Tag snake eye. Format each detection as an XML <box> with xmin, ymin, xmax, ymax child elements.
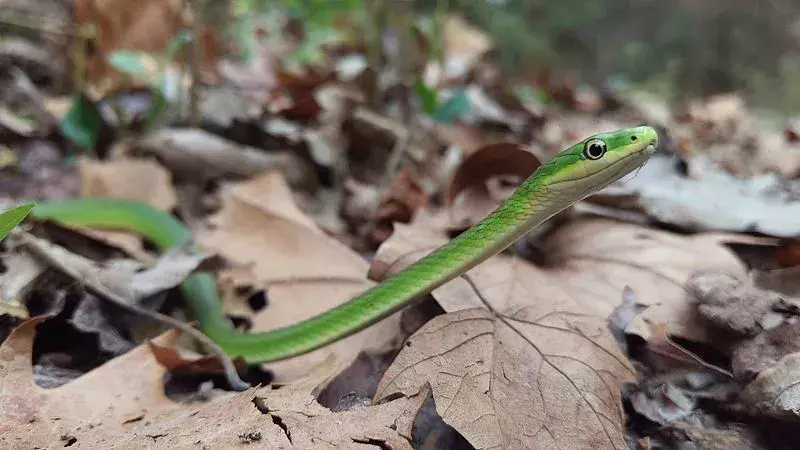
<box><xmin>583</xmin><ymin>139</ymin><xmax>606</xmax><ymax>160</ymax></box>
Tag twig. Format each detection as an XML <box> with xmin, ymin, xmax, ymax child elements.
<box><xmin>15</xmin><ymin>230</ymin><xmax>250</xmax><ymax>391</ymax></box>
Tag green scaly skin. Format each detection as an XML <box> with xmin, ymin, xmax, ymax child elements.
<box><xmin>30</xmin><ymin>126</ymin><xmax>658</xmax><ymax>363</ymax></box>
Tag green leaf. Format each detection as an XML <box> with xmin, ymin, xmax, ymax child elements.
<box><xmin>433</xmin><ymin>90</ymin><xmax>470</xmax><ymax>124</ymax></box>
<box><xmin>59</xmin><ymin>92</ymin><xmax>103</xmax><ymax>152</ymax></box>
<box><xmin>413</xmin><ymin>78</ymin><xmax>439</xmax><ymax>115</ymax></box>
<box><xmin>0</xmin><ymin>203</ymin><xmax>34</xmax><ymax>242</ymax></box>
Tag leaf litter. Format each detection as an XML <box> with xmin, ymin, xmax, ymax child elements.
<box><xmin>0</xmin><ymin>317</ymin><xmax>415</xmax><ymax>448</ymax></box>
<box><xmin>2</xmin><ymin>3</ymin><xmax>800</xmax><ymax>449</ymax></box>
<box><xmin>368</xmin><ymin>215</ymin><xmax>746</xmax><ymax>449</ymax></box>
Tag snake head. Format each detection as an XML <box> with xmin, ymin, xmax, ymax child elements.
<box><xmin>532</xmin><ymin>125</ymin><xmax>658</xmax><ymax>198</ymax></box>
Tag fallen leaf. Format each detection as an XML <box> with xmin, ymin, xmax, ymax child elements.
<box><xmin>71</xmin><ymin>155</ymin><xmax>178</xmax><ymax>258</ymax></box>
<box><xmin>17</xmin><ymin>231</ymin><xmax>208</xmax><ymax>305</ymax></box>
<box><xmin>686</xmin><ymin>271</ymin><xmax>782</xmax><ymax>337</ymax></box>
<box><xmin>375</xmin><ymin>219</ymin><xmax>745</xmax><ymax>345</ymax></box>
<box><xmin>368</xmin><ymin>169</ymin><xmax>427</xmax><ymax>246</ymax></box>
<box><xmin>302</xmin><ymin>83</ymin><xmax>362</xmax><ymax>168</ymax></box>
<box><xmin>0</xmin><ymin>247</ymin><xmax>45</xmax><ymax>319</ymax></box>
<box><xmin>629</xmin><ymin>382</ymin><xmax>697</xmax><ymax>424</ymax></box>
<box><xmin>0</xmin><ymin>317</ymin><xmax>415</xmax><ymax>448</ymax></box>
<box><xmin>740</xmin><ymin>352</ymin><xmax>800</xmax><ymax>418</ymax></box>
<box><xmin>136</xmin><ymin>128</ymin><xmax>315</xmax><ymax>187</ymax></box>
<box><xmin>369</xmin><ymin>218</ymin><xmax>746</xmax><ymax>447</ymax></box>
<box><xmin>375</xmin><ymin>307</ymin><xmax>633</xmax><ymax>449</ymax></box>
<box><xmin>656</xmin><ymin>421</ymin><xmax>766</xmax><ymax>450</ymax></box>
<box><xmin>78</xmin><ymin>157</ymin><xmax>176</xmax><ymax>210</ymax></box>
<box><xmin>640</xmin><ymin>323</ymin><xmax>731</xmax><ymax>377</ymax></box>
<box><xmin>447</xmin><ymin>142</ymin><xmax>542</xmax><ymax>205</ymax></box>
<box><xmin>442</xmin><ymin>15</ymin><xmax>493</xmax><ymax>80</ymax></box>
<box><xmin>446</xmin><ymin>141</ymin><xmax>542</xmax><ymax>229</ymax></box>
<box><xmin>610</xmin><ymin>153</ymin><xmax>800</xmax><ymax>237</ymax></box>
<box><xmin>607</xmin><ymin>286</ymin><xmax>646</xmax><ymax>352</ymax></box>
<box><xmin>732</xmin><ymin>321</ymin><xmax>800</xmax><ymax>381</ymax></box>
<box><xmin>16</xmin><ymin>230</ymin><xmax>247</xmax><ymax>390</ymax></box>
<box><xmin>197</xmin><ymin>171</ymin><xmax>404</xmax><ymax>382</ymax></box>
<box><xmin>71</xmin><ymin>294</ymin><xmax>135</xmax><ymax>355</ymax></box>
<box><xmin>75</xmin><ymin>0</ymin><xmax>217</xmax><ymax>83</ymax></box>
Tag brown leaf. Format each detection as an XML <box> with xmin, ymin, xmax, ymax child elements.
<box><xmin>376</xmin><ymin>307</ymin><xmax>632</xmax><ymax>449</ymax></box>
<box><xmin>197</xmin><ymin>171</ymin><xmax>403</xmax><ymax>382</ymax></box>
<box><xmin>69</xmin><ymin>157</ymin><xmax>177</xmax><ymax>258</ymax></box>
<box><xmin>370</xmin><ymin>219</ymin><xmax>745</xmax><ymax>448</ymax></box>
<box><xmin>447</xmin><ymin>141</ymin><xmax>541</xmax><ymax>205</ymax></box>
<box><xmin>75</xmin><ymin>0</ymin><xmax>218</xmax><ymax>83</ymax></box>
<box><xmin>79</xmin><ymin>157</ymin><xmax>177</xmax><ymax>210</ymax></box>
<box><xmin>0</xmin><ymin>316</ymin><xmax>178</xmax><ymax>445</ymax></box>
<box><xmin>0</xmin><ymin>317</ymin><xmax>415</xmax><ymax>447</ymax></box>
<box><xmin>368</xmin><ymin>169</ymin><xmax>427</xmax><ymax>247</ymax></box>
<box><xmin>446</xmin><ymin>141</ymin><xmax>542</xmax><ymax>229</ymax></box>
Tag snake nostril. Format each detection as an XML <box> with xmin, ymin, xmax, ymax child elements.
<box><xmin>631</xmin><ymin>136</ymin><xmax>638</xmax><ymax>141</ymax></box>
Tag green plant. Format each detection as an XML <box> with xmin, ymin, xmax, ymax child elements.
<box><xmin>0</xmin><ymin>203</ymin><xmax>35</xmax><ymax>242</ymax></box>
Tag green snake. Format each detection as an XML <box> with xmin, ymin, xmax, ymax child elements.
<box><xmin>30</xmin><ymin>126</ymin><xmax>658</xmax><ymax>363</ymax></box>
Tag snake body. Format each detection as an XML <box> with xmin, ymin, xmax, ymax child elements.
<box><xmin>30</xmin><ymin>126</ymin><xmax>658</xmax><ymax>363</ymax></box>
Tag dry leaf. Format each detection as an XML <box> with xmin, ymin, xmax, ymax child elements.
<box><xmin>369</xmin><ymin>218</ymin><xmax>745</xmax><ymax>448</ymax></box>
<box><xmin>447</xmin><ymin>141</ymin><xmax>542</xmax><ymax>229</ymax></box>
<box><xmin>368</xmin><ymin>169</ymin><xmax>427</xmax><ymax>246</ymax></box>
<box><xmin>75</xmin><ymin>0</ymin><xmax>217</xmax><ymax>83</ymax></box>
<box><xmin>686</xmin><ymin>271</ymin><xmax>784</xmax><ymax>337</ymax></box>
<box><xmin>73</xmin><ymin>156</ymin><xmax>178</xmax><ymax>258</ymax></box>
<box><xmin>612</xmin><ymin>153</ymin><xmax>800</xmax><ymax>237</ymax></box>
<box><xmin>198</xmin><ymin>171</ymin><xmax>403</xmax><ymax>382</ymax></box>
<box><xmin>16</xmin><ymin>231</ymin><xmax>247</xmax><ymax>390</ymax></box>
<box><xmin>375</xmin><ymin>307</ymin><xmax>633</xmax><ymax>449</ymax></box>
<box><xmin>740</xmin><ymin>352</ymin><xmax>800</xmax><ymax>418</ymax></box>
<box><xmin>302</xmin><ymin>83</ymin><xmax>362</xmax><ymax>168</ymax></box>
<box><xmin>0</xmin><ymin>317</ymin><xmax>415</xmax><ymax>448</ymax></box>
<box><xmin>71</xmin><ymin>294</ymin><xmax>135</xmax><ymax>355</ymax></box>
<box><xmin>447</xmin><ymin>142</ymin><xmax>542</xmax><ymax>205</ymax></box>
<box><xmin>374</xmin><ymin>219</ymin><xmax>745</xmax><ymax>345</ymax></box>
<box><xmin>136</xmin><ymin>128</ymin><xmax>315</xmax><ymax>187</ymax></box>
<box><xmin>732</xmin><ymin>321</ymin><xmax>800</xmax><ymax>381</ymax></box>
<box><xmin>0</xmin><ymin>250</ymin><xmax>46</xmax><ymax>319</ymax></box>
<box><xmin>442</xmin><ymin>15</ymin><xmax>493</xmax><ymax>79</ymax></box>
<box><xmin>18</xmin><ymin>232</ymin><xmax>207</xmax><ymax>305</ymax></box>
<box><xmin>79</xmin><ymin>157</ymin><xmax>176</xmax><ymax>210</ymax></box>
<box><xmin>640</xmin><ymin>323</ymin><xmax>731</xmax><ymax>377</ymax></box>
